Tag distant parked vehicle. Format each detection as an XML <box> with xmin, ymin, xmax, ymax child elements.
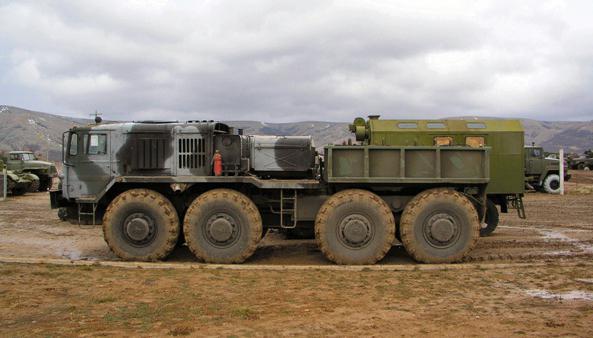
<box><xmin>0</xmin><ymin>159</ymin><xmax>33</xmax><ymax>196</ymax></box>
<box><xmin>570</xmin><ymin>150</ymin><xmax>593</xmax><ymax>170</ymax></box>
<box><xmin>524</xmin><ymin>146</ymin><xmax>570</xmax><ymax>194</ymax></box>
<box><xmin>4</xmin><ymin>151</ymin><xmax>57</xmax><ymax>191</ymax></box>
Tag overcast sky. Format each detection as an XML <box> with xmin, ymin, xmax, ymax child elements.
<box><xmin>1</xmin><ymin>0</ymin><xmax>592</xmax><ymax>122</ymax></box>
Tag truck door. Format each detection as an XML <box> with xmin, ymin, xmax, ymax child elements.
<box><xmin>64</xmin><ymin>132</ymin><xmax>111</xmax><ymax>200</ymax></box>
<box><xmin>526</xmin><ymin>147</ymin><xmax>544</xmax><ymax>175</ymax></box>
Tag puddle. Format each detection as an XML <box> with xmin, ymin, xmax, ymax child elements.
<box><xmin>526</xmin><ymin>289</ymin><xmax>593</xmax><ymax>301</ymax></box>
<box><xmin>538</xmin><ymin>230</ymin><xmax>593</xmax><ymax>253</ymax></box>
<box><xmin>575</xmin><ymin>278</ymin><xmax>593</xmax><ymax>285</ymax></box>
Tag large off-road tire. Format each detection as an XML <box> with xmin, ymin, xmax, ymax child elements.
<box><xmin>27</xmin><ymin>174</ymin><xmax>40</xmax><ymax>193</ymax></box>
<box><xmin>183</xmin><ymin>189</ymin><xmax>262</xmax><ymax>263</ymax></box>
<box><xmin>315</xmin><ymin>189</ymin><xmax>395</xmax><ymax>265</ymax></box>
<box><xmin>11</xmin><ymin>186</ymin><xmax>27</xmax><ymax>196</ymax></box>
<box><xmin>542</xmin><ymin>174</ymin><xmax>560</xmax><ymax>194</ymax></box>
<box><xmin>577</xmin><ymin>163</ymin><xmax>586</xmax><ymax>170</ymax></box>
<box><xmin>480</xmin><ymin>199</ymin><xmax>499</xmax><ymax>237</ymax></box>
<box><xmin>103</xmin><ymin>189</ymin><xmax>180</xmax><ymax>261</ymax></box>
<box><xmin>400</xmin><ymin>188</ymin><xmax>479</xmax><ymax>263</ymax></box>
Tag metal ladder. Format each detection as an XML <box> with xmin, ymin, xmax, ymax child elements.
<box><xmin>279</xmin><ymin>189</ymin><xmax>298</xmax><ymax>229</ymax></box>
<box><xmin>507</xmin><ymin>194</ymin><xmax>526</xmax><ymax>219</ymax></box>
<box><xmin>78</xmin><ymin>202</ymin><xmax>97</xmax><ymax>227</ymax></box>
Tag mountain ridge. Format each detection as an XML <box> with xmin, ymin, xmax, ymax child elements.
<box><xmin>1</xmin><ymin>105</ymin><xmax>592</xmax><ymax>161</ymax></box>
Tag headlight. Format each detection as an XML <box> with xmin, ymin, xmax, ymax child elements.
<box><xmin>50</xmin><ymin>176</ymin><xmax>61</xmax><ymax>191</ymax></box>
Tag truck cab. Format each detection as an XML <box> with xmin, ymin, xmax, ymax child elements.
<box><xmin>524</xmin><ymin>146</ymin><xmax>570</xmax><ymax>193</ymax></box>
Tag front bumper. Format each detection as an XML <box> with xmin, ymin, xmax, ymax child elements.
<box><xmin>50</xmin><ymin>190</ymin><xmax>70</xmax><ymax>209</ymax></box>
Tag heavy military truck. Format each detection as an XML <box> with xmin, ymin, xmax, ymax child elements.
<box><xmin>524</xmin><ymin>145</ymin><xmax>570</xmax><ymax>194</ymax></box>
<box><xmin>5</xmin><ymin>151</ymin><xmax>57</xmax><ymax>191</ymax></box>
<box><xmin>349</xmin><ymin>116</ymin><xmax>526</xmax><ymax>236</ymax></box>
<box><xmin>51</xmin><ymin>118</ymin><xmax>493</xmax><ymax>264</ymax></box>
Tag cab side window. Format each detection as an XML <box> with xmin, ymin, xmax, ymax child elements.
<box><xmin>465</xmin><ymin>136</ymin><xmax>485</xmax><ymax>148</ymax></box>
<box><xmin>532</xmin><ymin>148</ymin><xmax>542</xmax><ymax>158</ymax></box>
<box><xmin>9</xmin><ymin>154</ymin><xmax>19</xmax><ymax>160</ymax></box>
<box><xmin>69</xmin><ymin>133</ymin><xmax>79</xmax><ymax>156</ymax></box>
<box><xmin>87</xmin><ymin>134</ymin><xmax>107</xmax><ymax>155</ymax></box>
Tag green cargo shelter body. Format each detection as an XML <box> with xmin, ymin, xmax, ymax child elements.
<box><xmin>356</xmin><ymin>118</ymin><xmax>524</xmax><ymax>196</ymax></box>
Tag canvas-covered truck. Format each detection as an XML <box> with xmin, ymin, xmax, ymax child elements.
<box><xmin>51</xmin><ymin>118</ymin><xmax>492</xmax><ymax>264</ymax></box>
<box><xmin>349</xmin><ymin>116</ymin><xmax>526</xmax><ymax>236</ymax></box>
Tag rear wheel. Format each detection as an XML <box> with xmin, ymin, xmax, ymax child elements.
<box><xmin>11</xmin><ymin>186</ymin><xmax>27</xmax><ymax>196</ymax></box>
<box><xmin>103</xmin><ymin>189</ymin><xmax>180</xmax><ymax>261</ymax></box>
<box><xmin>542</xmin><ymin>174</ymin><xmax>560</xmax><ymax>194</ymax></box>
<box><xmin>315</xmin><ymin>189</ymin><xmax>395</xmax><ymax>265</ymax></box>
<box><xmin>480</xmin><ymin>199</ymin><xmax>499</xmax><ymax>237</ymax></box>
<box><xmin>183</xmin><ymin>189</ymin><xmax>262</xmax><ymax>263</ymax></box>
<box><xmin>400</xmin><ymin>189</ymin><xmax>479</xmax><ymax>263</ymax></box>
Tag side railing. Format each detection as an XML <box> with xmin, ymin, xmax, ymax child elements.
<box><xmin>324</xmin><ymin>145</ymin><xmax>490</xmax><ymax>184</ymax></box>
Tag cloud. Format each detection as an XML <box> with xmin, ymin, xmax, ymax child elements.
<box><xmin>0</xmin><ymin>0</ymin><xmax>592</xmax><ymax>122</ymax></box>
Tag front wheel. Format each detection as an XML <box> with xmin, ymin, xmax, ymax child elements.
<box><xmin>103</xmin><ymin>189</ymin><xmax>180</xmax><ymax>261</ymax></box>
<box><xmin>315</xmin><ymin>189</ymin><xmax>395</xmax><ymax>265</ymax></box>
<box><xmin>542</xmin><ymin>174</ymin><xmax>560</xmax><ymax>194</ymax></box>
<box><xmin>27</xmin><ymin>173</ymin><xmax>40</xmax><ymax>192</ymax></box>
<box><xmin>183</xmin><ymin>189</ymin><xmax>262</xmax><ymax>263</ymax></box>
<box><xmin>400</xmin><ymin>189</ymin><xmax>479</xmax><ymax>263</ymax></box>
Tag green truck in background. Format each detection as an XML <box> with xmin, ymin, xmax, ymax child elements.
<box><xmin>350</xmin><ymin>116</ymin><xmax>526</xmax><ymax>236</ymax></box>
<box><xmin>4</xmin><ymin>151</ymin><xmax>57</xmax><ymax>191</ymax></box>
<box><xmin>524</xmin><ymin>145</ymin><xmax>570</xmax><ymax>194</ymax></box>
<box><xmin>0</xmin><ymin>159</ymin><xmax>35</xmax><ymax>196</ymax></box>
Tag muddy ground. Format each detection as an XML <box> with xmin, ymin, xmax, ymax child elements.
<box><xmin>0</xmin><ymin>171</ymin><xmax>592</xmax><ymax>336</ymax></box>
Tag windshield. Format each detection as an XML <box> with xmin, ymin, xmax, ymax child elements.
<box><xmin>20</xmin><ymin>153</ymin><xmax>37</xmax><ymax>161</ymax></box>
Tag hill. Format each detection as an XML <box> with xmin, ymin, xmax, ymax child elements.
<box><xmin>1</xmin><ymin>105</ymin><xmax>592</xmax><ymax>161</ymax></box>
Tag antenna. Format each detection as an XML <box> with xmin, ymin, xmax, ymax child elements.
<box><xmin>90</xmin><ymin>110</ymin><xmax>103</xmax><ymax>124</ymax></box>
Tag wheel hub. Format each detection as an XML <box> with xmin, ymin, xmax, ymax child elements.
<box><xmin>338</xmin><ymin>214</ymin><xmax>372</xmax><ymax>248</ymax></box>
<box><xmin>124</xmin><ymin>213</ymin><xmax>155</xmax><ymax>244</ymax></box>
<box><xmin>205</xmin><ymin>213</ymin><xmax>239</xmax><ymax>246</ymax></box>
<box><xmin>424</xmin><ymin>213</ymin><xmax>459</xmax><ymax>247</ymax></box>
<box><xmin>430</xmin><ymin>218</ymin><xmax>455</xmax><ymax>242</ymax></box>
<box><xmin>209</xmin><ymin>218</ymin><xmax>234</xmax><ymax>242</ymax></box>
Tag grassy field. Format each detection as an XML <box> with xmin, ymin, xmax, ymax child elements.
<box><xmin>1</xmin><ymin>262</ymin><xmax>593</xmax><ymax>337</ymax></box>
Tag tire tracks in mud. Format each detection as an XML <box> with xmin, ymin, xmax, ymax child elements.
<box><xmin>1</xmin><ymin>255</ymin><xmax>592</xmax><ymax>272</ymax></box>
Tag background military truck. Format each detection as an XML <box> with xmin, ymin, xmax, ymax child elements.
<box><xmin>570</xmin><ymin>149</ymin><xmax>593</xmax><ymax>170</ymax></box>
<box><xmin>5</xmin><ymin>151</ymin><xmax>57</xmax><ymax>191</ymax></box>
<box><xmin>0</xmin><ymin>159</ymin><xmax>33</xmax><ymax>196</ymax></box>
<box><xmin>524</xmin><ymin>145</ymin><xmax>570</xmax><ymax>194</ymax></box>
<box><xmin>51</xmin><ymin>118</ymin><xmax>493</xmax><ymax>264</ymax></box>
<box><xmin>349</xmin><ymin>116</ymin><xmax>526</xmax><ymax>237</ymax></box>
